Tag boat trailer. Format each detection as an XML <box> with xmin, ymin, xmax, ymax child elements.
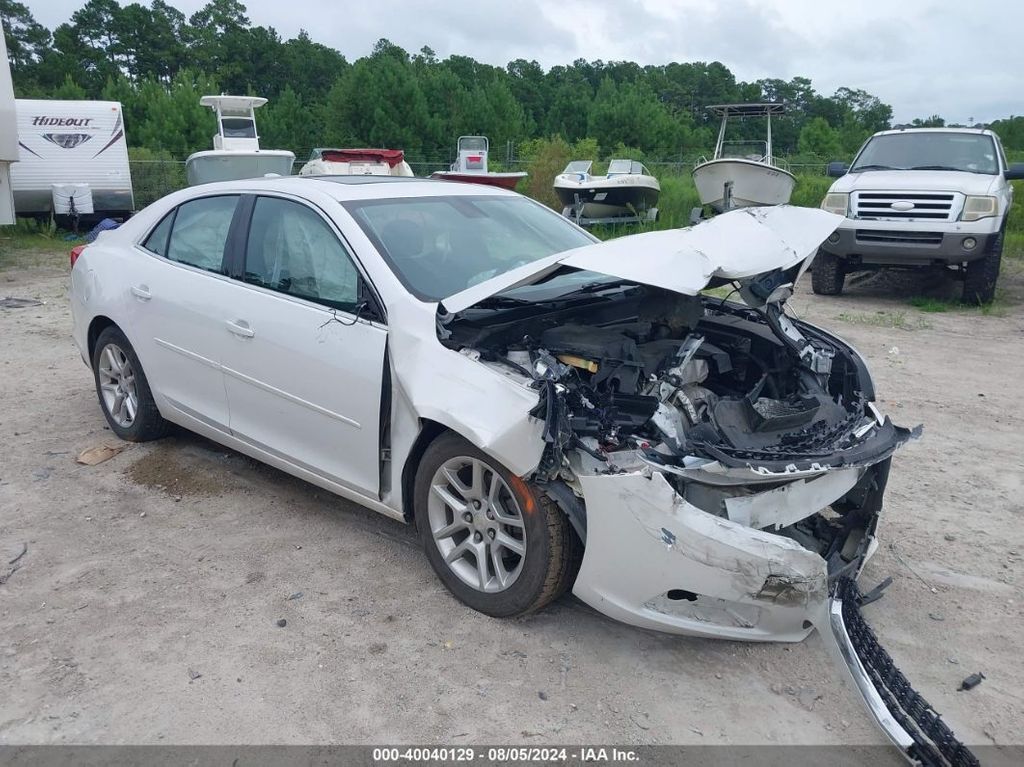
<box><xmin>563</xmin><ymin>192</ymin><xmax>659</xmax><ymax>227</ymax></box>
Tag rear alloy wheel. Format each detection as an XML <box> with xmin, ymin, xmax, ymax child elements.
<box><xmin>962</xmin><ymin>228</ymin><xmax>1003</xmax><ymax>304</ymax></box>
<box><xmin>811</xmin><ymin>249</ymin><xmax>846</xmax><ymax>295</ymax></box>
<box><xmin>415</xmin><ymin>432</ymin><xmax>579</xmax><ymax>617</ymax></box>
<box><xmin>92</xmin><ymin>326</ymin><xmax>168</xmax><ymax>442</ymax></box>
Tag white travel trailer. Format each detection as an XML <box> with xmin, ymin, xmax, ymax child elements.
<box><xmin>10</xmin><ymin>99</ymin><xmax>134</xmax><ymax>218</ymax></box>
<box><xmin>0</xmin><ymin>24</ymin><xmax>18</xmax><ymax>224</ymax></box>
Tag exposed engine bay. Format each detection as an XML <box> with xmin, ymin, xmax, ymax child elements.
<box><xmin>440</xmin><ymin>274</ymin><xmax>918</xmax><ymax>577</ymax></box>
<box><xmin>427</xmin><ymin>207</ymin><xmax>963</xmax><ymax>764</ymax></box>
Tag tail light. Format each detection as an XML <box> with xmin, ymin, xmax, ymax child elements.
<box><xmin>70</xmin><ymin>244</ymin><xmax>87</xmax><ymax>268</ymax></box>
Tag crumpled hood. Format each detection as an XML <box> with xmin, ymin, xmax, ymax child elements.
<box><xmin>828</xmin><ymin>169</ymin><xmax>998</xmax><ymax>196</ymax></box>
<box><xmin>440</xmin><ymin>205</ymin><xmax>844</xmax><ymax>314</ymax></box>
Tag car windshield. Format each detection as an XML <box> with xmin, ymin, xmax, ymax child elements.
<box><xmin>851</xmin><ymin>132</ymin><xmax>998</xmax><ymax>174</ymax></box>
<box><xmin>344</xmin><ymin>196</ymin><xmax>596</xmax><ymax>301</ymax></box>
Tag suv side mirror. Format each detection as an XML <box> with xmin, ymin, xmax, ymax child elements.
<box><xmin>826</xmin><ymin>161</ymin><xmax>848</xmax><ymax>178</ymax></box>
<box><xmin>1004</xmin><ymin>163</ymin><xmax>1024</xmax><ymax>180</ymax></box>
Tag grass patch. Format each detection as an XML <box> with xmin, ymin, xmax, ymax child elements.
<box><xmin>908</xmin><ymin>296</ymin><xmax>951</xmax><ymax>313</ymax></box>
<box><xmin>0</xmin><ymin>218</ymin><xmax>82</xmax><ymax>271</ymax></box>
<box><xmin>1003</xmin><ymin>230</ymin><xmax>1024</xmax><ymax>259</ymax></box>
<box><xmin>836</xmin><ymin>310</ymin><xmax>932</xmax><ymax>330</ymax></box>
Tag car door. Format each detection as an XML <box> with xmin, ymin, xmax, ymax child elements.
<box><xmin>128</xmin><ymin>194</ymin><xmax>241</xmax><ymax>433</ymax></box>
<box><xmin>219</xmin><ymin>194</ymin><xmax>387</xmax><ymax>497</ymax></box>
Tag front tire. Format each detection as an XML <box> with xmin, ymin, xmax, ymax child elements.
<box><xmin>92</xmin><ymin>326</ymin><xmax>169</xmax><ymax>442</ymax></box>
<box><xmin>811</xmin><ymin>250</ymin><xmax>846</xmax><ymax>295</ymax></box>
<box><xmin>962</xmin><ymin>228</ymin><xmax>1003</xmax><ymax>304</ymax></box>
<box><xmin>414</xmin><ymin>432</ymin><xmax>579</xmax><ymax>618</ymax></box>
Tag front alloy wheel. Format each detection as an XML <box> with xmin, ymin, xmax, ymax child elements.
<box><xmin>415</xmin><ymin>432</ymin><xmax>580</xmax><ymax>618</ymax></box>
<box><xmin>427</xmin><ymin>456</ymin><xmax>527</xmax><ymax>593</ymax></box>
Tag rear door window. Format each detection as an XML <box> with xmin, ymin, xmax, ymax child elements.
<box><xmin>165</xmin><ymin>195</ymin><xmax>239</xmax><ymax>273</ymax></box>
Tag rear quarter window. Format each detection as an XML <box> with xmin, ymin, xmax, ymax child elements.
<box><xmin>142</xmin><ymin>210</ymin><xmax>175</xmax><ymax>256</ymax></box>
<box><xmin>164</xmin><ymin>196</ymin><xmax>239</xmax><ymax>273</ymax></box>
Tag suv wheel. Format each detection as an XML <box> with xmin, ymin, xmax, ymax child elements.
<box><xmin>962</xmin><ymin>228</ymin><xmax>1003</xmax><ymax>304</ymax></box>
<box><xmin>811</xmin><ymin>250</ymin><xmax>845</xmax><ymax>295</ymax></box>
<box><xmin>414</xmin><ymin>432</ymin><xmax>580</xmax><ymax>618</ymax></box>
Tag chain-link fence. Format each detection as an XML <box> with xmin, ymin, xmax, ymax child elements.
<box><xmin>130</xmin><ymin>160</ymin><xmax>188</xmax><ymax>209</ymax></box>
<box><xmin>127</xmin><ymin>154</ymin><xmax>834</xmax><ymax>212</ymax></box>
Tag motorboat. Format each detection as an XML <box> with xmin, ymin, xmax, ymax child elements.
<box><xmin>299</xmin><ymin>147</ymin><xmax>413</xmax><ymax>177</ymax></box>
<box><xmin>553</xmin><ymin>159</ymin><xmax>660</xmax><ymax>225</ymax></box>
<box><xmin>431</xmin><ymin>136</ymin><xmax>526</xmax><ymax>189</ymax></box>
<box><xmin>185</xmin><ymin>95</ymin><xmax>295</xmax><ymax>186</ymax></box>
<box><xmin>692</xmin><ymin>103</ymin><xmax>796</xmax><ymax>214</ymax></box>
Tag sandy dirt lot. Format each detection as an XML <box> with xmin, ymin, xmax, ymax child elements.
<box><xmin>1</xmin><ymin>244</ymin><xmax>1021</xmax><ymax>752</ymax></box>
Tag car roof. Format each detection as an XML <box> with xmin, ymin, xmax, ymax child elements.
<box><xmin>871</xmin><ymin>127</ymin><xmax>996</xmax><ymax>138</ymax></box>
<box><xmin>178</xmin><ymin>175</ymin><xmax>518</xmax><ymax>202</ymax></box>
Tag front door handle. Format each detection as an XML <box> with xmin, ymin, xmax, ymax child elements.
<box><xmin>131</xmin><ymin>284</ymin><xmax>151</xmax><ymax>300</ymax></box>
<box><xmin>226</xmin><ymin>319</ymin><xmax>255</xmax><ymax>338</ymax></box>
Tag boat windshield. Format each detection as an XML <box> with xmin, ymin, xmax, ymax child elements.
<box><xmin>458</xmin><ymin>137</ymin><xmax>488</xmax><ymax>152</ymax></box>
<box><xmin>851</xmin><ymin>132</ymin><xmax>998</xmax><ymax>174</ymax></box>
<box><xmin>563</xmin><ymin>160</ymin><xmax>593</xmax><ymax>174</ymax></box>
<box><xmin>606</xmin><ymin>159</ymin><xmax>634</xmax><ymax>175</ymax></box>
<box><xmin>718</xmin><ymin>141</ymin><xmax>767</xmax><ymax>161</ymax></box>
<box><xmin>222</xmin><ymin>117</ymin><xmax>256</xmax><ymax>138</ymax></box>
<box><xmin>344</xmin><ymin>195</ymin><xmax>595</xmax><ymax>301</ymax></box>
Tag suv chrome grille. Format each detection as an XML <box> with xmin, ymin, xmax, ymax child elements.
<box><xmin>854</xmin><ymin>192</ymin><xmax>956</xmax><ymax>221</ymax></box>
<box><xmin>855</xmin><ymin>230</ymin><xmax>944</xmax><ymax>245</ymax></box>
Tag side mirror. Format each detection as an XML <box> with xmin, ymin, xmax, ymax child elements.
<box><xmin>826</xmin><ymin>161</ymin><xmax>848</xmax><ymax>178</ymax></box>
<box><xmin>1004</xmin><ymin>163</ymin><xmax>1024</xmax><ymax>180</ymax></box>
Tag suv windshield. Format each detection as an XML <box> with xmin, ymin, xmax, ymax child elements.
<box><xmin>344</xmin><ymin>196</ymin><xmax>595</xmax><ymax>300</ymax></box>
<box><xmin>851</xmin><ymin>132</ymin><xmax>998</xmax><ymax>174</ymax></box>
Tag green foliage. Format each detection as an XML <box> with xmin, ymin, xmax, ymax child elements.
<box><xmin>991</xmin><ymin>116</ymin><xmax>1024</xmax><ymax>151</ymax></box>
<box><xmin>22</xmin><ymin>0</ymin><xmax>1021</xmax><ymax>176</ymax></box>
<box><xmin>1</xmin><ymin>0</ymin><xmax>51</xmax><ymax>72</ymax></box>
<box><xmin>52</xmin><ymin>73</ymin><xmax>88</xmax><ymax>99</ymax></box>
<box><xmin>587</xmin><ymin>77</ymin><xmax>686</xmax><ymax>155</ymax></box>
<box><xmin>797</xmin><ymin>117</ymin><xmax>841</xmax><ymax>159</ymax></box>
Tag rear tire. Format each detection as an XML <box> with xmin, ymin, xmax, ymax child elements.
<box><xmin>962</xmin><ymin>228</ymin><xmax>1003</xmax><ymax>304</ymax></box>
<box><xmin>812</xmin><ymin>250</ymin><xmax>846</xmax><ymax>295</ymax></box>
<box><xmin>92</xmin><ymin>326</ymin><xmax>169</xmax><ymax>442</ymax></box>
<box><xmin>414</xmin><ymin>432</ymin><xmax>579</xmax><ymax>618</ymax></box>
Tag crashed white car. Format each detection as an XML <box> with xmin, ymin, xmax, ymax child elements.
<box><xmin>70</xmin><ymin>178</ymin><xmax>966</xmax><ymax>763</ymax></box>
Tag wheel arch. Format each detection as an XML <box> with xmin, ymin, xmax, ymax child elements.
<box><xmin>87</xmin><ymin>315</ymin><xmax>119</xmax><ymax>360</ymax></box>
<box><xmin>400</xmin><ymin>418</ymin><xmax>450</xmax><ymax>525</ymax></box>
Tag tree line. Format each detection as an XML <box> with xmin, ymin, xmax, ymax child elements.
<box><xmin>3</xmin><ymin>0</ymin><xmax>1015</xmax><ymax>166</ymax></box>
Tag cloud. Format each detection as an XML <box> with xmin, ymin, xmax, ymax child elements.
<box><xmin>21</xmin><ymin>0</ymin><xmax>1024</xmax><ymax>123</ymax></box>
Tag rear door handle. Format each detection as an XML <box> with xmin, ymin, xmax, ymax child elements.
<box><xmin>131</xmin><ymin>285</ymin><xmax>151</xmax><ymax>300</ymax></box>
<box><xmin>226</xmin><ymin>319</ymin><xmax>255</xmax><ymax>338</ymax></box>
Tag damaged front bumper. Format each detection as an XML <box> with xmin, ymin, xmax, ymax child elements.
<box><xmin>570</xmin><ymin>463</ymin><xmax>978</xmax><ymax>765</ymax></box>
<box><xmin>572</xmin><ymin>469</ymin><xmax>835</xmax><ymax>642</ymax></box>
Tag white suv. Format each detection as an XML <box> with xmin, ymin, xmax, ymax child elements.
<box><xmin>815</xmin><ymin>128</ymin><xmax>1023</xmax><ymax>303</ymax></box>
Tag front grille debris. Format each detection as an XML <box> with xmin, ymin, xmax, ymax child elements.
<box><xmin>835</xmin><ymin>577</ymin><xmax>979</xmax><ymax>767</ymax></box>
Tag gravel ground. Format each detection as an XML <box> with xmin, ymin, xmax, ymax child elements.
<box><xmin>0</xmin><ymin>245</ymin><xmax>1021</xmax><ymax>752</ymax></box>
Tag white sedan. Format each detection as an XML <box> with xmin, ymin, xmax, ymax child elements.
<box><xmin>70</xmin><ymin>177</ymin><xmax>947</xmax><ymax>757</ymax></box>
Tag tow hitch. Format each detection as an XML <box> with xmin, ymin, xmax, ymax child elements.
<box><xmin>829</xmin><ymin>577</ymin><xmax>979</xmax><ymax>767</ymax></box>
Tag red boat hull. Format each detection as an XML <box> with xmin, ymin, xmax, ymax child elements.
<box><xmin>430</xmin><ymin>171</ymin><xmax>527</xmax><ymax>190</ymax></box>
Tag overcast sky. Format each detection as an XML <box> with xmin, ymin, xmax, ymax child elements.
<box><xmin>23</xmin><ymin>0</ymin><xmax>1023</xmax><ymax>124</ymax></box>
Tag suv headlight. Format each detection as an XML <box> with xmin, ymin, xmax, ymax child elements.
<box><xmin>821</xmin><ymin>193</ymin><xmax>849</xmax><ymax>216</ymax></box>
<box><xmin>961</xmin><ymin>195</ymin><xmax>998</xmax><ymax>222</ymax></box>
